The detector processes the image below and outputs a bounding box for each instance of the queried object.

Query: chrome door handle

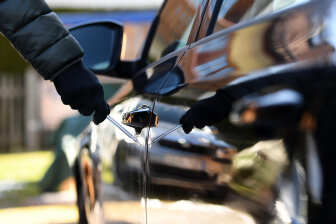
[122,105,159,135]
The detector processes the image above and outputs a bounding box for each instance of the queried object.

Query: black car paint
[73,0,336,223]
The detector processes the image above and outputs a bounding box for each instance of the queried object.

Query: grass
[0,151,54,183]
[0,183,41,208]
[0,150,115,208]
[0,151,54,208]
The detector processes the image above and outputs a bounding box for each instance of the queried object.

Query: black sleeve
[0,0,84,80]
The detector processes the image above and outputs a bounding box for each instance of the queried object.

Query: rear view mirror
[69,21,123,75]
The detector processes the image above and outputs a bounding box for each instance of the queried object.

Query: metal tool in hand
[150,124,182,145]
[107,104,182,146]
[106,115,143,146]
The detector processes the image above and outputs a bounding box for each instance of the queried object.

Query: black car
[98,97,235,191]
[70,0,336,223]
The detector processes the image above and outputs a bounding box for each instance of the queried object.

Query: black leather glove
[179,93,233,134]
[53,61,110,125]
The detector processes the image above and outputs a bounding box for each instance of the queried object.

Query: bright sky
[45,0,164,9]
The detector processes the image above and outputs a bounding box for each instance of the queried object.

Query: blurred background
[0,0,162,222]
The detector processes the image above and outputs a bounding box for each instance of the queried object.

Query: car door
[146,0,336,223]
[94,1,210,224]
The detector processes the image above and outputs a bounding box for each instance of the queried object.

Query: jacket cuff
[49,58,83,81]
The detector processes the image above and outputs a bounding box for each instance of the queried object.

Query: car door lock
[122,105,159,135]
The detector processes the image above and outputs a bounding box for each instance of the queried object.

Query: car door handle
[122,105,159,135]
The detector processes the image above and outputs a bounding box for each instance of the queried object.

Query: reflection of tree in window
[214,0,311,33]
[147,0,199,62]
[225,0,254,23]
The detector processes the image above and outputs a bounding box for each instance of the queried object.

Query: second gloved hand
[179,93,233,134]
[53,61,110,125]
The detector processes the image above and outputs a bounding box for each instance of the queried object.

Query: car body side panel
[85,1,336,224]
[152,0,336,149]
[96,1,211,224]
[145,1,336,224]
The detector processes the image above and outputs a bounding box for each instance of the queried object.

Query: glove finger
[182,123,193,134]
[60,94,72,106]
[180,108,199,133]
[194,121,206,129]
[69,93,87,110]
[79,83,104,116]
[54,82,75,106]
[78,100,96,116]
[179,113,187,125]
[93,101,110,125]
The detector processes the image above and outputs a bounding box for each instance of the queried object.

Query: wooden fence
[0,74,25,151]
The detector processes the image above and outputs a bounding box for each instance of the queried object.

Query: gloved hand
[179,93,232,133]
[53,61,110,125]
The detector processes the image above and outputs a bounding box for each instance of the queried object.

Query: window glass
[147,0,202,63]
[196,0,220,40]
[214,0,310,33]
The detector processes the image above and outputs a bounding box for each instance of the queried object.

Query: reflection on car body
[71,0,336,223]
[99,97,236,191]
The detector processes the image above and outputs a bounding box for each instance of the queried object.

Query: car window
[213,0,310,33]
[147,0,203,63]
[196,0,221,40]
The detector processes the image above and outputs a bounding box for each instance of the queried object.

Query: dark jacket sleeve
[0,0,84,80]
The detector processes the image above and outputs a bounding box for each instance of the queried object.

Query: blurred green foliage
[0,151,54,208]
[0,34,28,75]
[0,151,54,182]
[0,183,40,208]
